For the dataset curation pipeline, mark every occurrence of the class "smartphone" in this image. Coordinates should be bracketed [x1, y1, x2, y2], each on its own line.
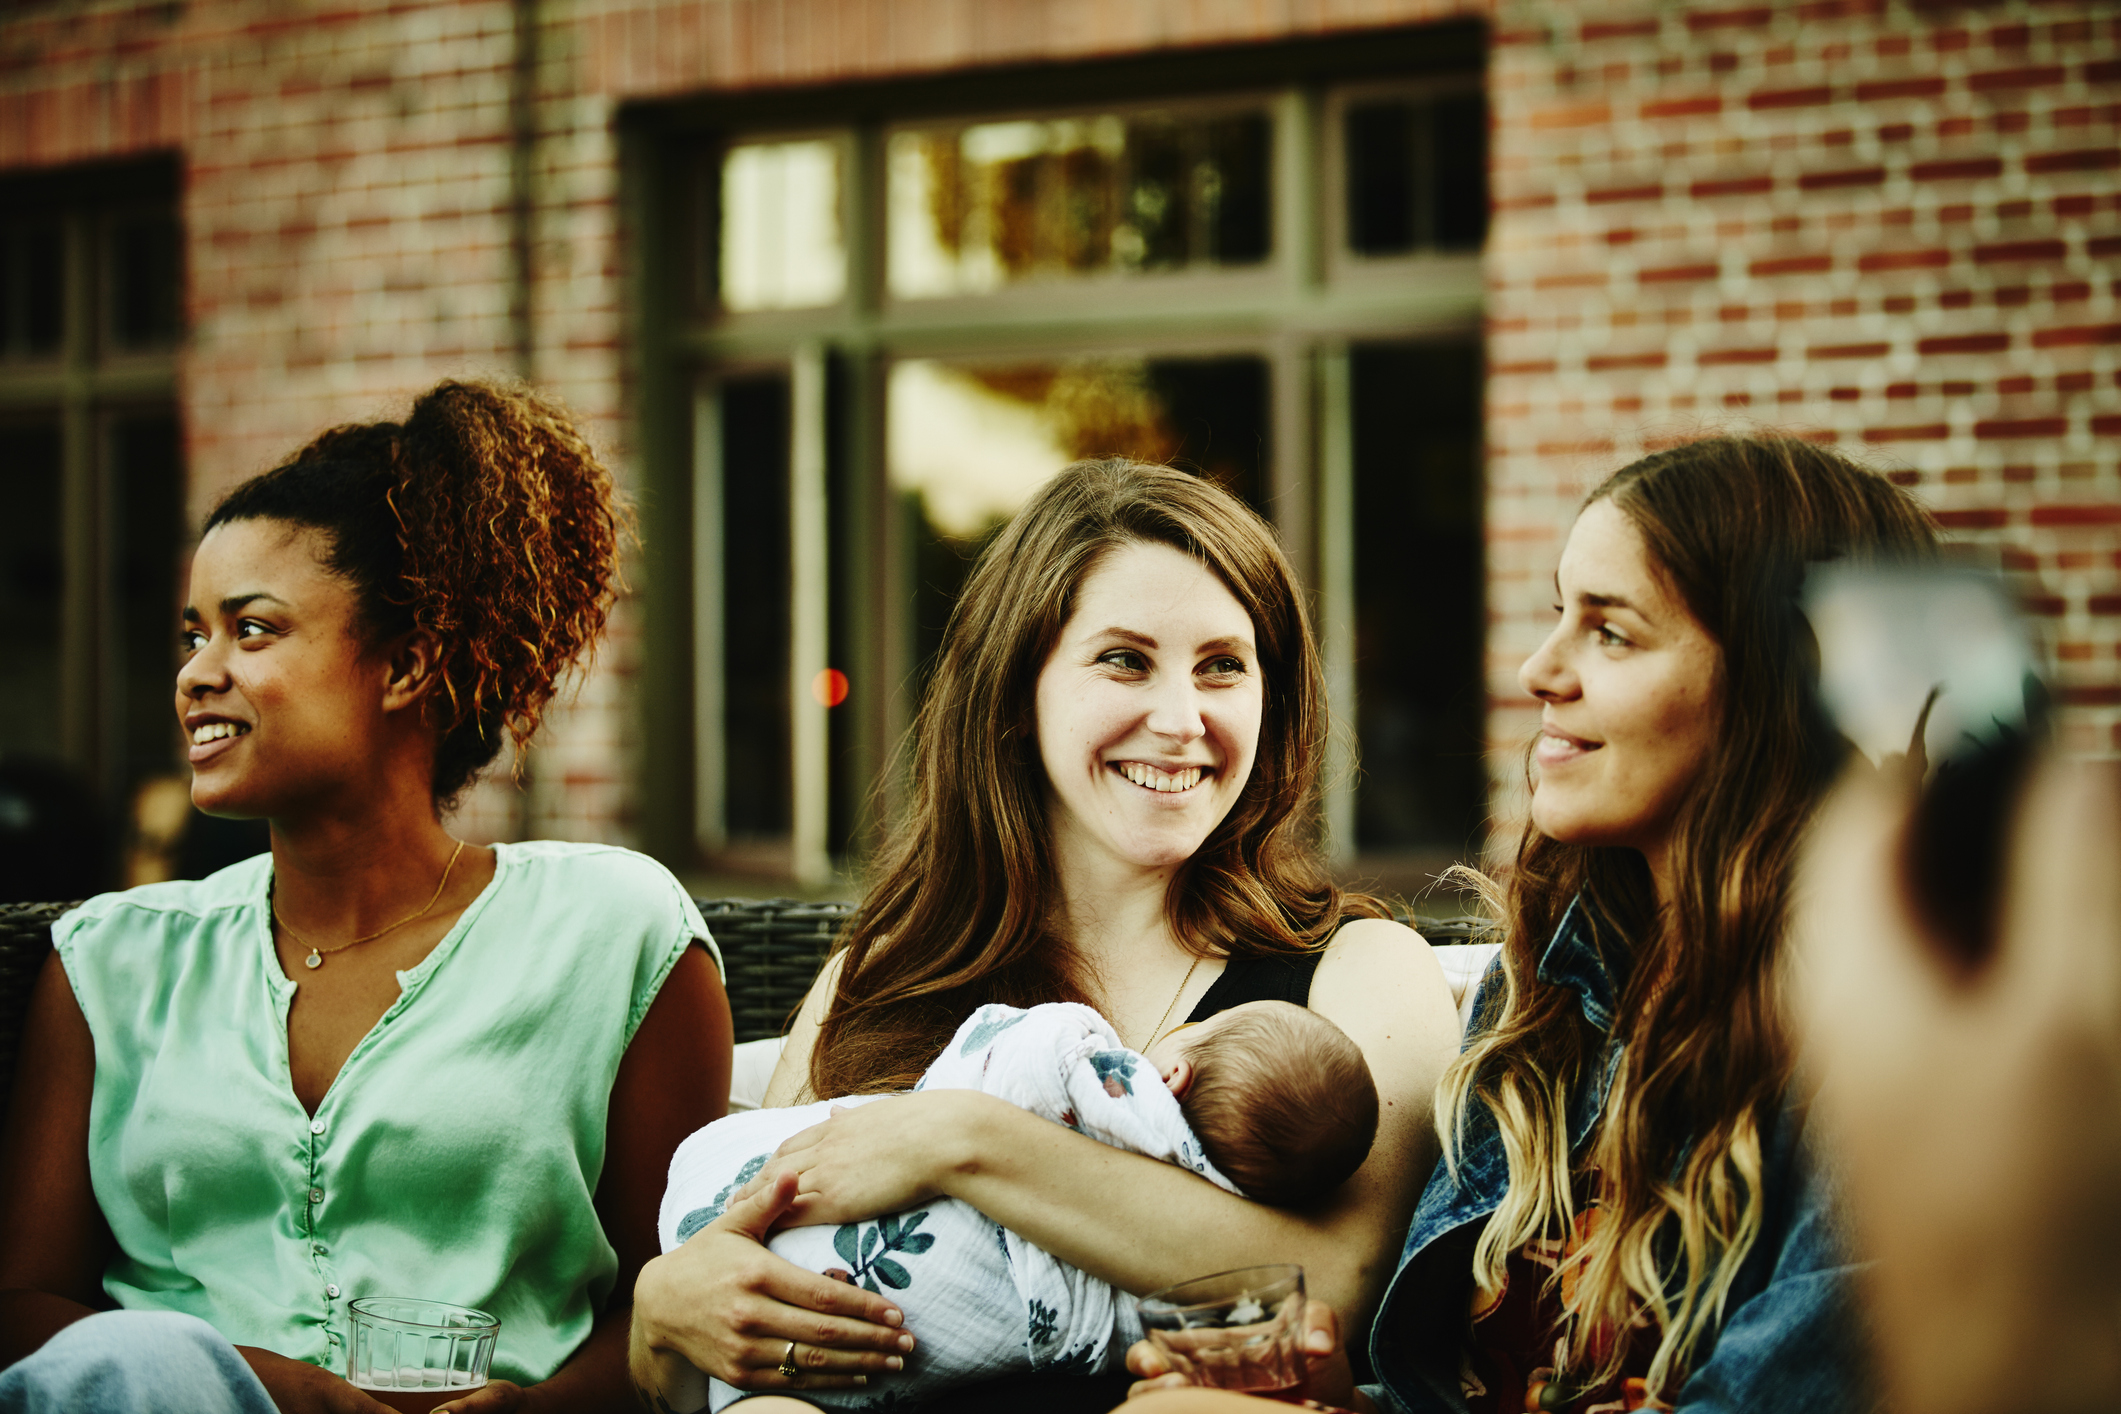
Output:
[1804, 565, 2049, 971]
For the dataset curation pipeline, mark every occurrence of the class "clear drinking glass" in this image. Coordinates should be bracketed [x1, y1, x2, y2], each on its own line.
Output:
[1137, 1263, 1307, 1397]
[346, 1298, 499, 1414]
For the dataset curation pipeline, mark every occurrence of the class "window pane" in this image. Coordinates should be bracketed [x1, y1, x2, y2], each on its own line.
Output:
[1344, 93, 1489, 257]
[1431, 94, 1489, 251]
[0, 422, 63, 759]
[720, 375, 793, 835]
[1352, 342, 1485, 853]
[0, 221, 65, 359]
[719, 140, 846, 312]
[887, 355, 1268, 678]
[108, 213, 183, 350]
[887, 107, 1272, 299]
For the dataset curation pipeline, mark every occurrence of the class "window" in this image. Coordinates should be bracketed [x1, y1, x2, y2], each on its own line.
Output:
[0, 159, 185, 818]
[635, 25, 1490, 892]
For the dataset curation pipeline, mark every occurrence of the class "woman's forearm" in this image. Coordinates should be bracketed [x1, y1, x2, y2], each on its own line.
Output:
[931, 1095, 1395, 1318]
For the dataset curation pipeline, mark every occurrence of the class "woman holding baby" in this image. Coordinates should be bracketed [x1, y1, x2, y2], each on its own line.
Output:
[630, 461, 1465, 1408]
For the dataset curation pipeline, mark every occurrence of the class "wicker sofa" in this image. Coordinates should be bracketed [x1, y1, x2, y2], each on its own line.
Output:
[0, 898, 1499, 1128]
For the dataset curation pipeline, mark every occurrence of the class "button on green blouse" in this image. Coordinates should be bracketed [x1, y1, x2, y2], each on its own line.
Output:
[55, 841, 720, 1386]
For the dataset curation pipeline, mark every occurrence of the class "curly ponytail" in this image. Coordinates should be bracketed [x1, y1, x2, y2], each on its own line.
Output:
[206, 379, 630, 806]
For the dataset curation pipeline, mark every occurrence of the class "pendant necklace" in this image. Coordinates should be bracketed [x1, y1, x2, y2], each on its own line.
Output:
[273, 839, 467, 971]
[1135, 955, 1203, 1050]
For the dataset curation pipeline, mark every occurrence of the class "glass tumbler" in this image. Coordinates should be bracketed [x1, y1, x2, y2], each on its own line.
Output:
[1137, 1263, 1307, 1397]
[347, 1297, 499, 1413]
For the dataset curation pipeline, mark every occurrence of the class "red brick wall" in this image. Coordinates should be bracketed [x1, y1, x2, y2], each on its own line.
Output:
[6, 0, 2114, 854]
[1484, 0, 2121, 829]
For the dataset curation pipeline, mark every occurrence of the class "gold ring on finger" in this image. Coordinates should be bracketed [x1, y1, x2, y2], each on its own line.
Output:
[778, 1341, 801, 1379]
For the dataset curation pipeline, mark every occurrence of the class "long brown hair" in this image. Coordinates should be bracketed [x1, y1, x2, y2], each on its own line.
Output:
[811, 459, 1385, 1098]
[1437, 437, 1936, 1397]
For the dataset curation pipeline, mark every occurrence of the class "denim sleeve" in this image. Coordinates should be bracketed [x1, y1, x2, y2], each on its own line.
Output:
[1672, 1152, 1877, 1414]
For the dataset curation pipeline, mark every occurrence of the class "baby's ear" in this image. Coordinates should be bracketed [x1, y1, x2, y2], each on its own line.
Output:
[1161, 1056, 1195, 1100]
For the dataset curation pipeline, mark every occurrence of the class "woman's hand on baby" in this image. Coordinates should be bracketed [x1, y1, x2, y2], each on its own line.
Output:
[1124, 1299, 1360, 1409]
[634, 1171, 916, 1392]
[741, 1094, 974, 1226]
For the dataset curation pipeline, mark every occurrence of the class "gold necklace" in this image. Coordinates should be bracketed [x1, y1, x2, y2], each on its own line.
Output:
[1136, 955, 1203, 1050]
[273, 839, 467, 971]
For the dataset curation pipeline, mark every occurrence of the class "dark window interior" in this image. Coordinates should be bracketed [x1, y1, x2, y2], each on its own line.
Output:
[0, 222, 65, 359]
[1352, 341, 1486, 853]
[111, 412, 182, 790]
[108, 213, 183, 351]
[1345, 91, 1489, 256]
[0, 421, 64, 759]
[720, 374, 794, 837]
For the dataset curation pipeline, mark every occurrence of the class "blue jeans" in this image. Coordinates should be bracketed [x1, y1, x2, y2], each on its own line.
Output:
[0, 1310, 278, 1414]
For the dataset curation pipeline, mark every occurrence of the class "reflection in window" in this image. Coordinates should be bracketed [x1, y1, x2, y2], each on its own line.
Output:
[1353, 342, 1485, 853]
[887, 356, 1267, 676]
[1345, 92, 1488, 256]
[719, 140, 847, 312]
[888, 108, 1271, 298]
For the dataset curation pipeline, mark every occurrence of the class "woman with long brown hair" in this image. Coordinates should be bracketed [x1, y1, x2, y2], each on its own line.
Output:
[630, 459, 1464, 1408]
[1128, 436, 1936, 1413]
[0, 381, 730, 1413]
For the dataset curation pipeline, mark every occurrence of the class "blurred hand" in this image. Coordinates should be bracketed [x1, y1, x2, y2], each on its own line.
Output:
[1794, 758, 2121, 1414]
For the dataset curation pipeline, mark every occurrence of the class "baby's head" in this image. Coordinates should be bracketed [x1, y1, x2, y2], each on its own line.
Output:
[1143, 1000, 1379, 1210]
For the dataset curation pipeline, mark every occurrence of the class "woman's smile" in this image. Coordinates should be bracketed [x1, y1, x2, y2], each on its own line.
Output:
[184, 715, 253, 765]
[1110, 760, 1210, 794]
[1532, 725, 1601, 767]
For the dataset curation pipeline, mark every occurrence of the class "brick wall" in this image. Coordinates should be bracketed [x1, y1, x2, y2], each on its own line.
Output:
[6, 0, 2114, 856]
[1484, 0, 2121, 842]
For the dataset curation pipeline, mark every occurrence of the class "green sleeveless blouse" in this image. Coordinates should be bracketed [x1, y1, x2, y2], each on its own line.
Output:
[54, 841, 718, 1386]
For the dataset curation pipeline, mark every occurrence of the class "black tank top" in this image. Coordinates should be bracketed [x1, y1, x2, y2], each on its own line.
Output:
[1183, 949, 1324, 1022]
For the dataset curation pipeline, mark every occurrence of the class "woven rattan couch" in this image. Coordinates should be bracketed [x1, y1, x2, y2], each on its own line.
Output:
[0, 899, 1495, 1129]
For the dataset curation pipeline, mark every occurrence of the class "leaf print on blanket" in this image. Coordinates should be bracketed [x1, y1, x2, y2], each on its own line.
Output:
[831, 1210, 937, 1293]
[1026, 1298, 1059, 1349]
[1041, 1340, 1107, 1376]
[1090, 1049, 1138, 1097]
[674, 1152, 771, 1242]
[957, 1009, 1028, 1056]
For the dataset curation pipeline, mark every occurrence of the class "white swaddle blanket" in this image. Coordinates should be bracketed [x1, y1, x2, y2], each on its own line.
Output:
[658, 1001, 1239, 1411]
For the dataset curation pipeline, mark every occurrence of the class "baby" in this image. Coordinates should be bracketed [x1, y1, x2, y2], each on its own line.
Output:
[655, 997, 1378, 1412]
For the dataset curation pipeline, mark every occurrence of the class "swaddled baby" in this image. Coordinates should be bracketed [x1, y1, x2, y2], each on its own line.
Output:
[656, 998, 1378, 1411]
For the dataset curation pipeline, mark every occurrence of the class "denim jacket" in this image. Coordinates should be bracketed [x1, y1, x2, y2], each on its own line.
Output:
[1366, 900, 1873, 1414]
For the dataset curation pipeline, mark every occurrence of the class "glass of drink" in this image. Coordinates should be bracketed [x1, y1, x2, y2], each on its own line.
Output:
[347, 1297, 500, 1414]
[1137, 1264, 1307, 1398]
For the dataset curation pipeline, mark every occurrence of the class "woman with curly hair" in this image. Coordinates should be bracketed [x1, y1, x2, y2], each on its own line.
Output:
[1125, 437, 1937, 1414]
[0, 380, 732, 1413]
[629, 460, 1464, 1412]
